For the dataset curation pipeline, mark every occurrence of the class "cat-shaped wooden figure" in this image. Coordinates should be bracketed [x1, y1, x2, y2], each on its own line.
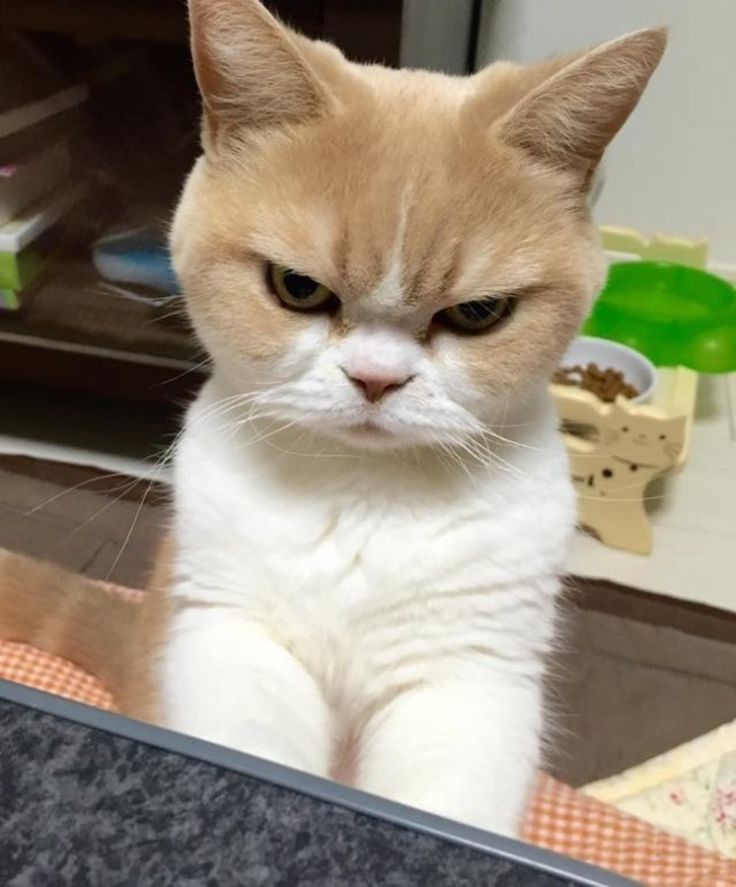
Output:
[552, 385, 688, 554]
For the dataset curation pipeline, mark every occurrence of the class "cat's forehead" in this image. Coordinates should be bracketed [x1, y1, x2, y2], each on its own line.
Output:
[200, 67, 586, 317]
[227, 127, 566, 315]
[328, 188, 545, 319]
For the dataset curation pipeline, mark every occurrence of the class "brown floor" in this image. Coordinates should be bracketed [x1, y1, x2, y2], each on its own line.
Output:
[0, 455, 168, 588]
[1, 454, 735, 787]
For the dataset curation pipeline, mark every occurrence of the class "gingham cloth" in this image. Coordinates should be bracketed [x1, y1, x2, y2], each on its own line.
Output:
[1, 600, 734, 886]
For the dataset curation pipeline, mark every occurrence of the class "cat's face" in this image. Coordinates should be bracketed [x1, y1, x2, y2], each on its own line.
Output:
[172, 0, 665, 451]
[174, 106, 602, 450]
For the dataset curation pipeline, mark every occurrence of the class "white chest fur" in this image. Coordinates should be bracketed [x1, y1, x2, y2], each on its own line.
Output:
[171, 377, 574, 675]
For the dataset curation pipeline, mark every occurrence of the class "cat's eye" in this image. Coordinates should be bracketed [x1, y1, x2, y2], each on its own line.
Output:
[438, 296, 514, 333]
[268, 263, 336, 311]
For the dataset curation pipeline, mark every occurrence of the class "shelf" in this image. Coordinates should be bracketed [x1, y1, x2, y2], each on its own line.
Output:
[4, 0, 187, 44]
[0, 257, 207, 401]
[5, 0, 401, 65]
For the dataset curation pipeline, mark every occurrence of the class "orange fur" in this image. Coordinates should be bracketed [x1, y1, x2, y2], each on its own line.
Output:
[0, 536, 174, 721]
[0, 548, 137, 702]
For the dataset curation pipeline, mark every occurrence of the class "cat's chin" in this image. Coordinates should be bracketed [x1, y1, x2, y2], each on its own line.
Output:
[313, 420, 458, 453]
[324, 422, 412, 452]
[302, 417, 438, 452]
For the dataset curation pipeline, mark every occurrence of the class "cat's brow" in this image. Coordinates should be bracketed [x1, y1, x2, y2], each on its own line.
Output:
[332, 224, 386, 299]
[405, 235, 463, 307]
[334, 226, 351, 283]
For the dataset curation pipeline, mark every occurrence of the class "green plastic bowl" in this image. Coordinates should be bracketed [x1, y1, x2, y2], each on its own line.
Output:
[583, 261, 736, 372]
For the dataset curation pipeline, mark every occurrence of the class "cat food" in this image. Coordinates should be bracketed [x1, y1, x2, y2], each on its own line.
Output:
[552, 362, 640, 402]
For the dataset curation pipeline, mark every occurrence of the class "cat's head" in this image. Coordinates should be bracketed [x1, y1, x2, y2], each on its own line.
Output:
[172, 0, 666, 451]
[602, 405, 685, 467]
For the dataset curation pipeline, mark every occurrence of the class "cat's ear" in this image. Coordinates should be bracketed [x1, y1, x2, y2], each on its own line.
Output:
[188, 0, 332, 141]
[494, 28, 667, 184]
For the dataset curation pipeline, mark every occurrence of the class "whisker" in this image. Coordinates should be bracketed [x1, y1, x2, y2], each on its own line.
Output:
[104, 477, 157, 581]
[23, 470, 146, 516]
[156, 355, 213, 387]
[63, 476, 152, 540]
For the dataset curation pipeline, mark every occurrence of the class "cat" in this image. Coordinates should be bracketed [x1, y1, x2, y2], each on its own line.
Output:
[0, 0, 666, 838]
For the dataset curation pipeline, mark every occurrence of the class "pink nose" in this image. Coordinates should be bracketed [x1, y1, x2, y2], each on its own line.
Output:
[345, 371, 411, 403]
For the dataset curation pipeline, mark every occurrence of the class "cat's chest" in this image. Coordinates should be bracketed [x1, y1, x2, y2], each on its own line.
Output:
[172, 404, 574, 615]
[175, 449, 489, 606]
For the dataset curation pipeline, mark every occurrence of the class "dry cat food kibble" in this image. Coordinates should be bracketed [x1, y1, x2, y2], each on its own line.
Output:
[552, 363, 640, 402]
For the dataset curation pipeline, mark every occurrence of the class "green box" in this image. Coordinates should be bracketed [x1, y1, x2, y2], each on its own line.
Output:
[0, 246, 46, 291]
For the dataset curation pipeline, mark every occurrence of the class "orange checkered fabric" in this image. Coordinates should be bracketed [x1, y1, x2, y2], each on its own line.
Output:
[1, 589, 735, 887]
[524, 776, 736, 886]
[0, 640, 116, 710]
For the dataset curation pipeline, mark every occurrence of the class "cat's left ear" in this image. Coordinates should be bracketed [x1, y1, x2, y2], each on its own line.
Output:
[494, 28, 667, 186]
[188, 0, 333, 143]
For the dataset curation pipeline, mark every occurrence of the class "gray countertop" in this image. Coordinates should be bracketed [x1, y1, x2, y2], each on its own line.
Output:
[0, 680, 633, 887]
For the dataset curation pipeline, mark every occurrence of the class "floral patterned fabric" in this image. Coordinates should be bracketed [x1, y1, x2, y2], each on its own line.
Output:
[584, 719, 736, 858]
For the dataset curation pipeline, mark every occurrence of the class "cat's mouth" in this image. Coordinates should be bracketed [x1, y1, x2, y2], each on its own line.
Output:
[353, 421, 384, 433]
[328, 417, 406, 449]
[345, 420, 394, 440]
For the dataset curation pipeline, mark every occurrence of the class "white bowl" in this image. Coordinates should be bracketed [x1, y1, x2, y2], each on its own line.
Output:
[558, 336, 657, 404]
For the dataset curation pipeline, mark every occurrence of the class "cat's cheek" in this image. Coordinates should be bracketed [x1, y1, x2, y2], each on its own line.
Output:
[431, 333, 495, 417]
[431, 317, 570, 427]
[453, 302, 582, 405]
[277, 318, 334, 375]
[229, 318, 337, 393]
[184, 261, 334, 382]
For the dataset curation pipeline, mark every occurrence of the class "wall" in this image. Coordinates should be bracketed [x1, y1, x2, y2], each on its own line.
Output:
[401, 0, 475, 74]
[476, 0, 736, 272]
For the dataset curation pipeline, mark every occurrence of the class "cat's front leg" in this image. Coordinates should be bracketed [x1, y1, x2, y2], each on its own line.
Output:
[355, 670, 542, 837]
[160, 606, 332, 775]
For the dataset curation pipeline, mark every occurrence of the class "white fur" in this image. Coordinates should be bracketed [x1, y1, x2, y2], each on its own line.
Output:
[160, 362, 575, 836]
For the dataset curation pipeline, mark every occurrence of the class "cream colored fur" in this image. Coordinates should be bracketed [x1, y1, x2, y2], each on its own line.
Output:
[0, 0, 665, 837]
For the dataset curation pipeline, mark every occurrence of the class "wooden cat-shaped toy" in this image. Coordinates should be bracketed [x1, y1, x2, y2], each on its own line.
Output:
[550, 381, 691, 554]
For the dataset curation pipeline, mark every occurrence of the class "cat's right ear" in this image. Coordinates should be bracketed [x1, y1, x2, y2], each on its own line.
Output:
[493, 28, 666, 187]
[188, 0, 332, 144]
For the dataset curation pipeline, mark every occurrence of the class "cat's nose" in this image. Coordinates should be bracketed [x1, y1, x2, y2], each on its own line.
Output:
[344, 369, 412, 403]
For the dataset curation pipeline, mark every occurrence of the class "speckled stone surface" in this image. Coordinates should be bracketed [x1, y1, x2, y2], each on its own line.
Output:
[0, 700, 575, 886]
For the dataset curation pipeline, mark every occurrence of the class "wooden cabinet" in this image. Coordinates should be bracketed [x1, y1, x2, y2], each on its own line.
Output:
[2, 2, 480, 403]
[2, 1, 403, 63]
[0, 2, 404, 401]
